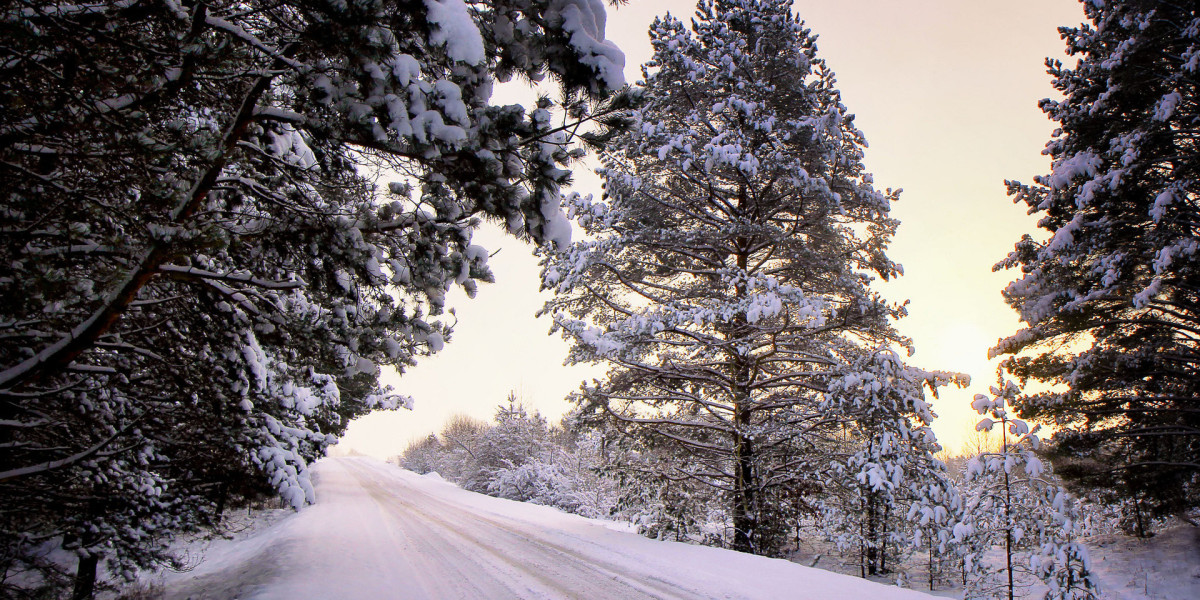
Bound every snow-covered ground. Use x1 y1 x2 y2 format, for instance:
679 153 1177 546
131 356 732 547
787 518 1200 600
157 457 940 599
1085 524 1200 600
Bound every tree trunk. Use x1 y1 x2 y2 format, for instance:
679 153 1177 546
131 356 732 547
731 400 756 553
729 238 757 554
215 481 229 517
928 544 935 591
859 529 866 579
865 493 878 575
1134 498 1148 538
880 502 890 575
1003 422 1014 600
1005 527 1014 600
71 553 99 600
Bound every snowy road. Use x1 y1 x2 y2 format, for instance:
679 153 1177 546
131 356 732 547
163 457 937 599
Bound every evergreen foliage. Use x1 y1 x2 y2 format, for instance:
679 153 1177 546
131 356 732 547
956 382 1099 600
540 0 958 556
995 0 1200 518
819 351 962 577
0 0 626 595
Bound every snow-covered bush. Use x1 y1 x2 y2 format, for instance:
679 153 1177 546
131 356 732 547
401 398 622 518
399 435 445 476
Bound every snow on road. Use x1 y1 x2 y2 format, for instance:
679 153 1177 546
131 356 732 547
162 457 937 599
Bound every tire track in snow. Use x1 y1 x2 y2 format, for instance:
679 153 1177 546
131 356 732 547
342 459 707 600
354 468 538 599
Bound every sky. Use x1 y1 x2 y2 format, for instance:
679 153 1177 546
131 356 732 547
334 0 1089 458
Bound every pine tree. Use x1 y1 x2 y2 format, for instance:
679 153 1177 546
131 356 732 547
477 396 550 498
958 381 1099 600
820 351 962 578
541 0 954 556
0 1 626 595
995 0 1200 518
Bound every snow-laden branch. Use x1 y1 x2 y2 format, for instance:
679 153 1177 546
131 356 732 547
0 47 294 392
0 420 133 482
159 265 303 290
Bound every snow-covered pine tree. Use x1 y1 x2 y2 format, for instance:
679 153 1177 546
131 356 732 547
482 400 625 512
820 350 963 579
477 396 552 498
546 427 625 518
994 0 1200 519
541 0 956 556
958 381 1099 600
0 1 625 595
590 418 729 544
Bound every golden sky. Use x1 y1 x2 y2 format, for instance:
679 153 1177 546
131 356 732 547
336 0 1087 458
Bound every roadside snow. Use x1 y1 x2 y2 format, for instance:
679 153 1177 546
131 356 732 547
160 457 939 599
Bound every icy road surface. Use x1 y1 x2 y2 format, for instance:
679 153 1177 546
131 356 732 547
163 457 937 599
